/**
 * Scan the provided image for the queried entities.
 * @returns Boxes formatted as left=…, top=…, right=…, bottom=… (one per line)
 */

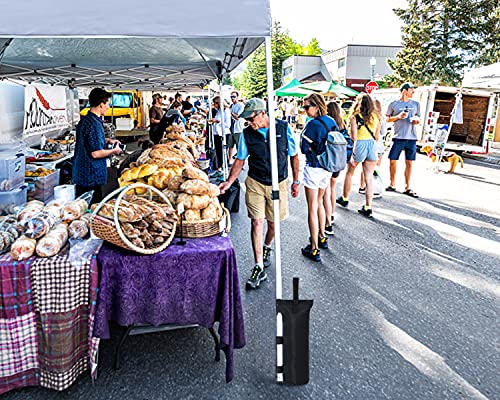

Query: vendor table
left=0, top=249, right=100, bottom=395
left=94, top=235, right=245, bottom=382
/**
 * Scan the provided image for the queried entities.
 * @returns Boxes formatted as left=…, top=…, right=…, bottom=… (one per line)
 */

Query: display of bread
left=91, top=194, right=178, bottom=251
left=166, top=166, right=223, bottom=223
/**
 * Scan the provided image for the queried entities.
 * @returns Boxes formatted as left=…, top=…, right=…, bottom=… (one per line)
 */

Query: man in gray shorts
left=386, top=82, right=421, bottom=198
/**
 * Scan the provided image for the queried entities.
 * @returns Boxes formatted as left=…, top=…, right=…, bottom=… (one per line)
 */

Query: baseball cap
left=240, top=98, right=266, bottom=119
left=152, top=93, right=162, bottom=100
left=400, top=82, right=417, bottom=91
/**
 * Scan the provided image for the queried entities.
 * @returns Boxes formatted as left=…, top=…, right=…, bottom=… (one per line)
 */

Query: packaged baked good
left=68, top=218, right=89, bottom=239
left=25, top=211, right=57, bottom=239
left=182, top=167, right=209, bottom=182
left=62, top=193, right=91, bottom=223
left=180, top=179, right=210, bottom=195
left=10, top=236, right=37, bottom=260
left=16, top=200, right=45, bottom=224
left=36, top=224, right=68, bottom=257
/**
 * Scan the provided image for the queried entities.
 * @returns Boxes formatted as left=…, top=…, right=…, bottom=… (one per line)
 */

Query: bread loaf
left=184, top=209, right=201, bottom=222
left=176, top=193, right=211, bottom=210
left=182, top=167, right=209, bottom=182
left=201, top=203, right=219, bottom=220
left=180, top=179, right=210, bottom=195
left=10, top=237, right=37, bottom=260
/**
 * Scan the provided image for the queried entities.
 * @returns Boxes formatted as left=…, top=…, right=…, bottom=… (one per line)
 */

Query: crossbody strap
left=355, top=114, right=375, bottom=139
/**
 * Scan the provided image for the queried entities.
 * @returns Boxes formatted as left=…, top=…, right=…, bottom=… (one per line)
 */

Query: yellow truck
left=80, top=90, right=144, bottom=128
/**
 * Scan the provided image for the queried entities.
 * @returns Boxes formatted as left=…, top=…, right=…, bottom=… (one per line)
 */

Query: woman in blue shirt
left=299, top=93, right=338, bottom=262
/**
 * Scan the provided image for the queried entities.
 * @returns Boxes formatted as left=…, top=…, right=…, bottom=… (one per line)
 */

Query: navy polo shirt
left=72, top=112, right=107, bottom=186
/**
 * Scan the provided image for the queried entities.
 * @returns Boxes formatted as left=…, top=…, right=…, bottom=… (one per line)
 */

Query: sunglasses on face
left=245, top=111, right=262, bottom=122
left=230, top=96, right=237, bottom=98
left=303, top=103, right=316, bottom=110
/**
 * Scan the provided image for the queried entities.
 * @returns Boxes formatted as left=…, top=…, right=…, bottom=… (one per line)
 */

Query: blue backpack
left=339, top=127, right=354, bottom=162
left=302, top=118, right=348, bottom=173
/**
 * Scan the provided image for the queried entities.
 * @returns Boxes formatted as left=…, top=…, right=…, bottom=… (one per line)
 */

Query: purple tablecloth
left=93, top=235, right=245, bottom=382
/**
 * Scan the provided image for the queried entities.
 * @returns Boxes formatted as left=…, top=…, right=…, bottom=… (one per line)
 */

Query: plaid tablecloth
left=0, top=248, right=100, bottom=395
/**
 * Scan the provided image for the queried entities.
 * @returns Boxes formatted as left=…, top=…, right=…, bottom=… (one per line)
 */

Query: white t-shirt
left=213, top=108, right=231, bottom=136
left=231, top=101, right=246, bottom=133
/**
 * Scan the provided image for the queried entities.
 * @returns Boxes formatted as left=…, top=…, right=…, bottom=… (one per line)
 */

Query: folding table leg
left=208, top=327, right=221, bottom=362
left=114, top=325, right=133, bottom=370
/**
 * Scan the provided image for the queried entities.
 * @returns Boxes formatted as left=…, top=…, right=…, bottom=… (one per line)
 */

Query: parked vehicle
left=80, top=89, right=145, bottom=128
left=371, top=85, right=496, bottom=154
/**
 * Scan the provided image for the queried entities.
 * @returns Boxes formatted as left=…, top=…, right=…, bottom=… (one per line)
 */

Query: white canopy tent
left=462, top=62, right=500, bottom=91
left=0, top=0, right=290, bottom=383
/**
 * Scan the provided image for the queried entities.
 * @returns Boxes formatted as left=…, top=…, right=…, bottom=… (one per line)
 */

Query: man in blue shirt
left=386, top=82, right=421, bottom=197
left=219, top=98, right=300, bottom=290
left=73, top=88, right=122, bottom=204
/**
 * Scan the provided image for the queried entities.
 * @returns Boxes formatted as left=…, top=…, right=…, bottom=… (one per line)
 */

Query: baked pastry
left=180, top=179, right=210, bottom=195
left=201, top=203, right=219, bottom=220
left=167, top=175, right=186, bottom=191
left=25, top=211, right=56, bottom=239
left=182, top=167, right=209, bottom=182
left=62, top=199, right=88, bottom=223
left=36, top=224, right=68, bottom=257
left=176, top=193, right=211, bottom=210
left=10, top=236, right=37, bottom=260
left=68, top=219, right=89, bottom=239
left=184, top=209, right=201, bottom=222
left=208, top=183, right=220, bottom=198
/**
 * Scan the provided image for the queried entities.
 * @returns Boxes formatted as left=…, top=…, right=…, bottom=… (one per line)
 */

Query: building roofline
left=322, top=44, right=402, bottom=55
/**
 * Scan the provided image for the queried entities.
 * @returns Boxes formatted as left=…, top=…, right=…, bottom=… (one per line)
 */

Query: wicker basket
left=90, top=183, right=177, bottom=254
left=175, top=206, right=230, bottom=238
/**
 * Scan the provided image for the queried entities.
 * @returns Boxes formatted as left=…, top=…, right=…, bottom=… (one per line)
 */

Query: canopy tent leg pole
left=219, top=79, right=229, bottom=180
left=207, top=86, right=213, bottom=150
left=264, top=36, right=284, bottom=384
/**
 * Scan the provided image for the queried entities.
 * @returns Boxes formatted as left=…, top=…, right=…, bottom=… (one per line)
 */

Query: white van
left=371, top=85, right=496, bottom=154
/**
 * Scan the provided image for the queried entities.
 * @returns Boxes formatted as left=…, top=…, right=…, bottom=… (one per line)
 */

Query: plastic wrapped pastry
left=182, top=167, right=209, bottom=182
left=62, top=199, right=88, bottom=223
left=176, top=193, right=211, bottom=210
left=10, top=236, right=37, bottom=260
left=16, top=200, right=45, bottom=224
left=25, top=211, right=57, bottom=239
left=68, top=219, right=89, bottom=239
left=36, top=224, right=68, bottom=257
left=184, top=209, right=201, bottom=222
left=180, top=179, right=210, bottom=195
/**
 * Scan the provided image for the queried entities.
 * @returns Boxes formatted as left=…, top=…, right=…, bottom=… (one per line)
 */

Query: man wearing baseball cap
left=385, top=82, right=421, bottom=197
left=149, top=93, right=165, bottom=144
left=219, top=98, right=300, bottom=290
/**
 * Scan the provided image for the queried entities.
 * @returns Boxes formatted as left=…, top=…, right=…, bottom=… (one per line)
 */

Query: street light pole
left=370, top=57, right=377, bottom=81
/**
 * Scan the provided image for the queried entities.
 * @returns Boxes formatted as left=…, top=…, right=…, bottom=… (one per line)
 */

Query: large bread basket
left=90, top=183, right=176, bottom=254
left=175, top=205, right=231, bottom=238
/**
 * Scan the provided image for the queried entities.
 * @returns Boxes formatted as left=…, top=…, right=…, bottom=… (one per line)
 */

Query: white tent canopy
left=0, top=0, right=271, bottom=89
left=462, top=62, right=500, bottom=91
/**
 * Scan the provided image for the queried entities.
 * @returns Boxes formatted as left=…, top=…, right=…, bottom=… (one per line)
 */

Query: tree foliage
left=239, top=21, right=322, bottom=98
left=389, top=0, right=500, bottom=87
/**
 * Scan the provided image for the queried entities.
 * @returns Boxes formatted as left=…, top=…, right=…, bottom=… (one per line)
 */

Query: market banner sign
left=23, top=84, right=69, bottom=137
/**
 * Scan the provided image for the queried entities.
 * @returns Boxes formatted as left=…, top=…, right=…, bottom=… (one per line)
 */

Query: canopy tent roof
left=462, top=62, right=500, bottom=91
left=299, top=80, right=359, bottom=98
left=0, top=0, right=271, bottom=90
left=275, top=78, right=301, bottom=96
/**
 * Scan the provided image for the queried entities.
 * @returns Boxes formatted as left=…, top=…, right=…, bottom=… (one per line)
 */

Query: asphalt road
left=5, top=154, right=500, bottom=400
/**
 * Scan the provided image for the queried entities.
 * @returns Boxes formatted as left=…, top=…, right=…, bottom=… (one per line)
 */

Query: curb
left=462, top=153, right=500, bottom=165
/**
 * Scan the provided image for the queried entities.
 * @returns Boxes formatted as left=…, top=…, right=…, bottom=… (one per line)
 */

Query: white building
left=282, top=44, right=402, bottom=91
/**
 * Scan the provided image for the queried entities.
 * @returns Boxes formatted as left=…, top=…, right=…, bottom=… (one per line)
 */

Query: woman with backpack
left=336, top=93, right=380, bottom=218
left=323, top=101, right=351, bottom=235
left=299, top=93, right=338, bottom=262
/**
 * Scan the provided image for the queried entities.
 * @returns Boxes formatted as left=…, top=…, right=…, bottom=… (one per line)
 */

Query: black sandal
left=403, top=189, right=418, bottom=198
left=386, top=186, right=396, bottom=192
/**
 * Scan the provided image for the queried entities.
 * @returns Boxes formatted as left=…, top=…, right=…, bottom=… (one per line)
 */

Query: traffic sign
left=365, top=81, right=379, bottom=94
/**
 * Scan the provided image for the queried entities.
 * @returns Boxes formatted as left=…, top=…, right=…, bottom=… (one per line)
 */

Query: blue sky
left=270, top=0, right=407, bottom=51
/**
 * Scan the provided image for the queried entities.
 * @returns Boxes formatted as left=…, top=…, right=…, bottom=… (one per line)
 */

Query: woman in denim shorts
left=336, top=93, right=380, bottom=218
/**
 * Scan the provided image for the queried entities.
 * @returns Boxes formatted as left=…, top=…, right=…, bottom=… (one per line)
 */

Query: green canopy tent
left=275, top=78, right=301, bottom=96
left=299, top=80, right=359, bottom=98
left=276, top=85, right=312, bottom=98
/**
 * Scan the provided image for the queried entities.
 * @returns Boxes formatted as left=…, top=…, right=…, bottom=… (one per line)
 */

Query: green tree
left=241, top=21, right=314, bottom=98
left=303, top=38, right=322, bottom=55
left=390, top=0, right=500, bottom=86
left=222, top=75, right=232, bottom=86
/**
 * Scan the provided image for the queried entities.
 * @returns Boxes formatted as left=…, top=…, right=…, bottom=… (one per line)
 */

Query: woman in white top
left=211, top=96, right=231, bottom=170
